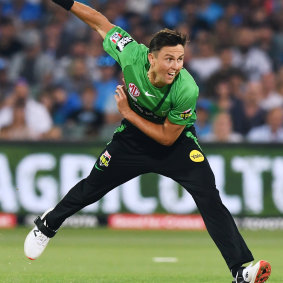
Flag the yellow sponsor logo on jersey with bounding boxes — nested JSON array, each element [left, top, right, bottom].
[[189, 150, 204, 162], [180, 113, 191, 120]]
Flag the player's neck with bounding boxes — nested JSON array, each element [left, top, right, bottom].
[[147, 68, 166, 88]]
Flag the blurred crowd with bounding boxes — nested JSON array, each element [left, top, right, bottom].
[[1, 0, 283, 143]]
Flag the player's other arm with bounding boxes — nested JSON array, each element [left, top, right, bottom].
[[52, 0, 114, 39], [115, 85, 185, 146], [128, 114, 185, 146]]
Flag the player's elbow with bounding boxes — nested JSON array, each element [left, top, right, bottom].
[[158, 129, 179, 146], [159, 137, 176, 146]]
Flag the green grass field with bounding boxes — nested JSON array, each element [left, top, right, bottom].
[[0, 227, 282, 282]]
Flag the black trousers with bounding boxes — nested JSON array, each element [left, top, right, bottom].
[[46, 120, 254, 270]]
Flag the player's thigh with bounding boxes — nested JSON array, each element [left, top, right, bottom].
[[157, 137, 216, 193], [86, 137, 150, 190]]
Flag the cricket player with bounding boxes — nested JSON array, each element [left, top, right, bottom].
[[24, 1, 271, 282]]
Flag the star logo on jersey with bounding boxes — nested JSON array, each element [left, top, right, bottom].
[[145, 91, 156, 98]]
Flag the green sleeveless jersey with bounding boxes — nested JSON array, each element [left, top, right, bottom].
[[103, 26, 199, 129]]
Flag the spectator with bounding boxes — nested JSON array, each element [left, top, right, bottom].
[[260, 72, 283, 111], [0, 0, 42, 24], [38, 87, 54, 114], [232, 26, 272, 81], [277, 80, 283, 101], [223, 2, 243, 27], [194, 99, 214, 141], [49, 84, 81, 125], [255, 24, 282, 70], [0, 17, 23, 59], [231, 82, 266, 136], [202, 111, 243, 143], [54, 39, 100, 84], [205, 45, 244, 98], [65, 85, 104, 139], [128, 23, 147, 45], [126, 0, 151, 15], [42, 20, 64, 59], [0, 79, 53, 136], [188, 31, 221, 87], [0, 58, 13, 102], [162, 0, 183, 29], [212, 18, 235, 50], [99, 71, 124, 140], [212, 18, 234, 49], [102, 0, 128, 31], [247, 106, 283, 142], [87, 31, 106, 80], [213, 80, 234, 112], [182, 2, 199, 38], [8, 30, 54, 93], [94, 54, 119, 113], [228, 69, 247, 100], [0, 99, 38, 140], [196, 0, 224, 26], [143, 2, 166, 35], [61, 57, 93, 94]]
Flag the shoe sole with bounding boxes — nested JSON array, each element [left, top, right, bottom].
[[24, 208, 54, 260], [251, 260, 271, 283]]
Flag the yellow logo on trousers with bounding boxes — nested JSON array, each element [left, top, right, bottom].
[[189, 150, 204, 162]]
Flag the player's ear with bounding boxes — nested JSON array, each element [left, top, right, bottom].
[[148, 52, 155, 66]]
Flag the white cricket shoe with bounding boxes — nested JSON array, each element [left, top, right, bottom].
[[24, 208, 56, 260], [233, 260, 271, 283]]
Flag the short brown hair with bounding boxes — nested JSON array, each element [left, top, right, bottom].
[[149, 28, 187, 53]]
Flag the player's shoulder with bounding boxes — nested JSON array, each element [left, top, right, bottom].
[[104, 26, 148, 62], [105, 26, 146, 50], [175, 68, 199, 95], [178, 68, 198, 86]]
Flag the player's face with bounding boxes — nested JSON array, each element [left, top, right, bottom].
[[148, 44, 184, 87]]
